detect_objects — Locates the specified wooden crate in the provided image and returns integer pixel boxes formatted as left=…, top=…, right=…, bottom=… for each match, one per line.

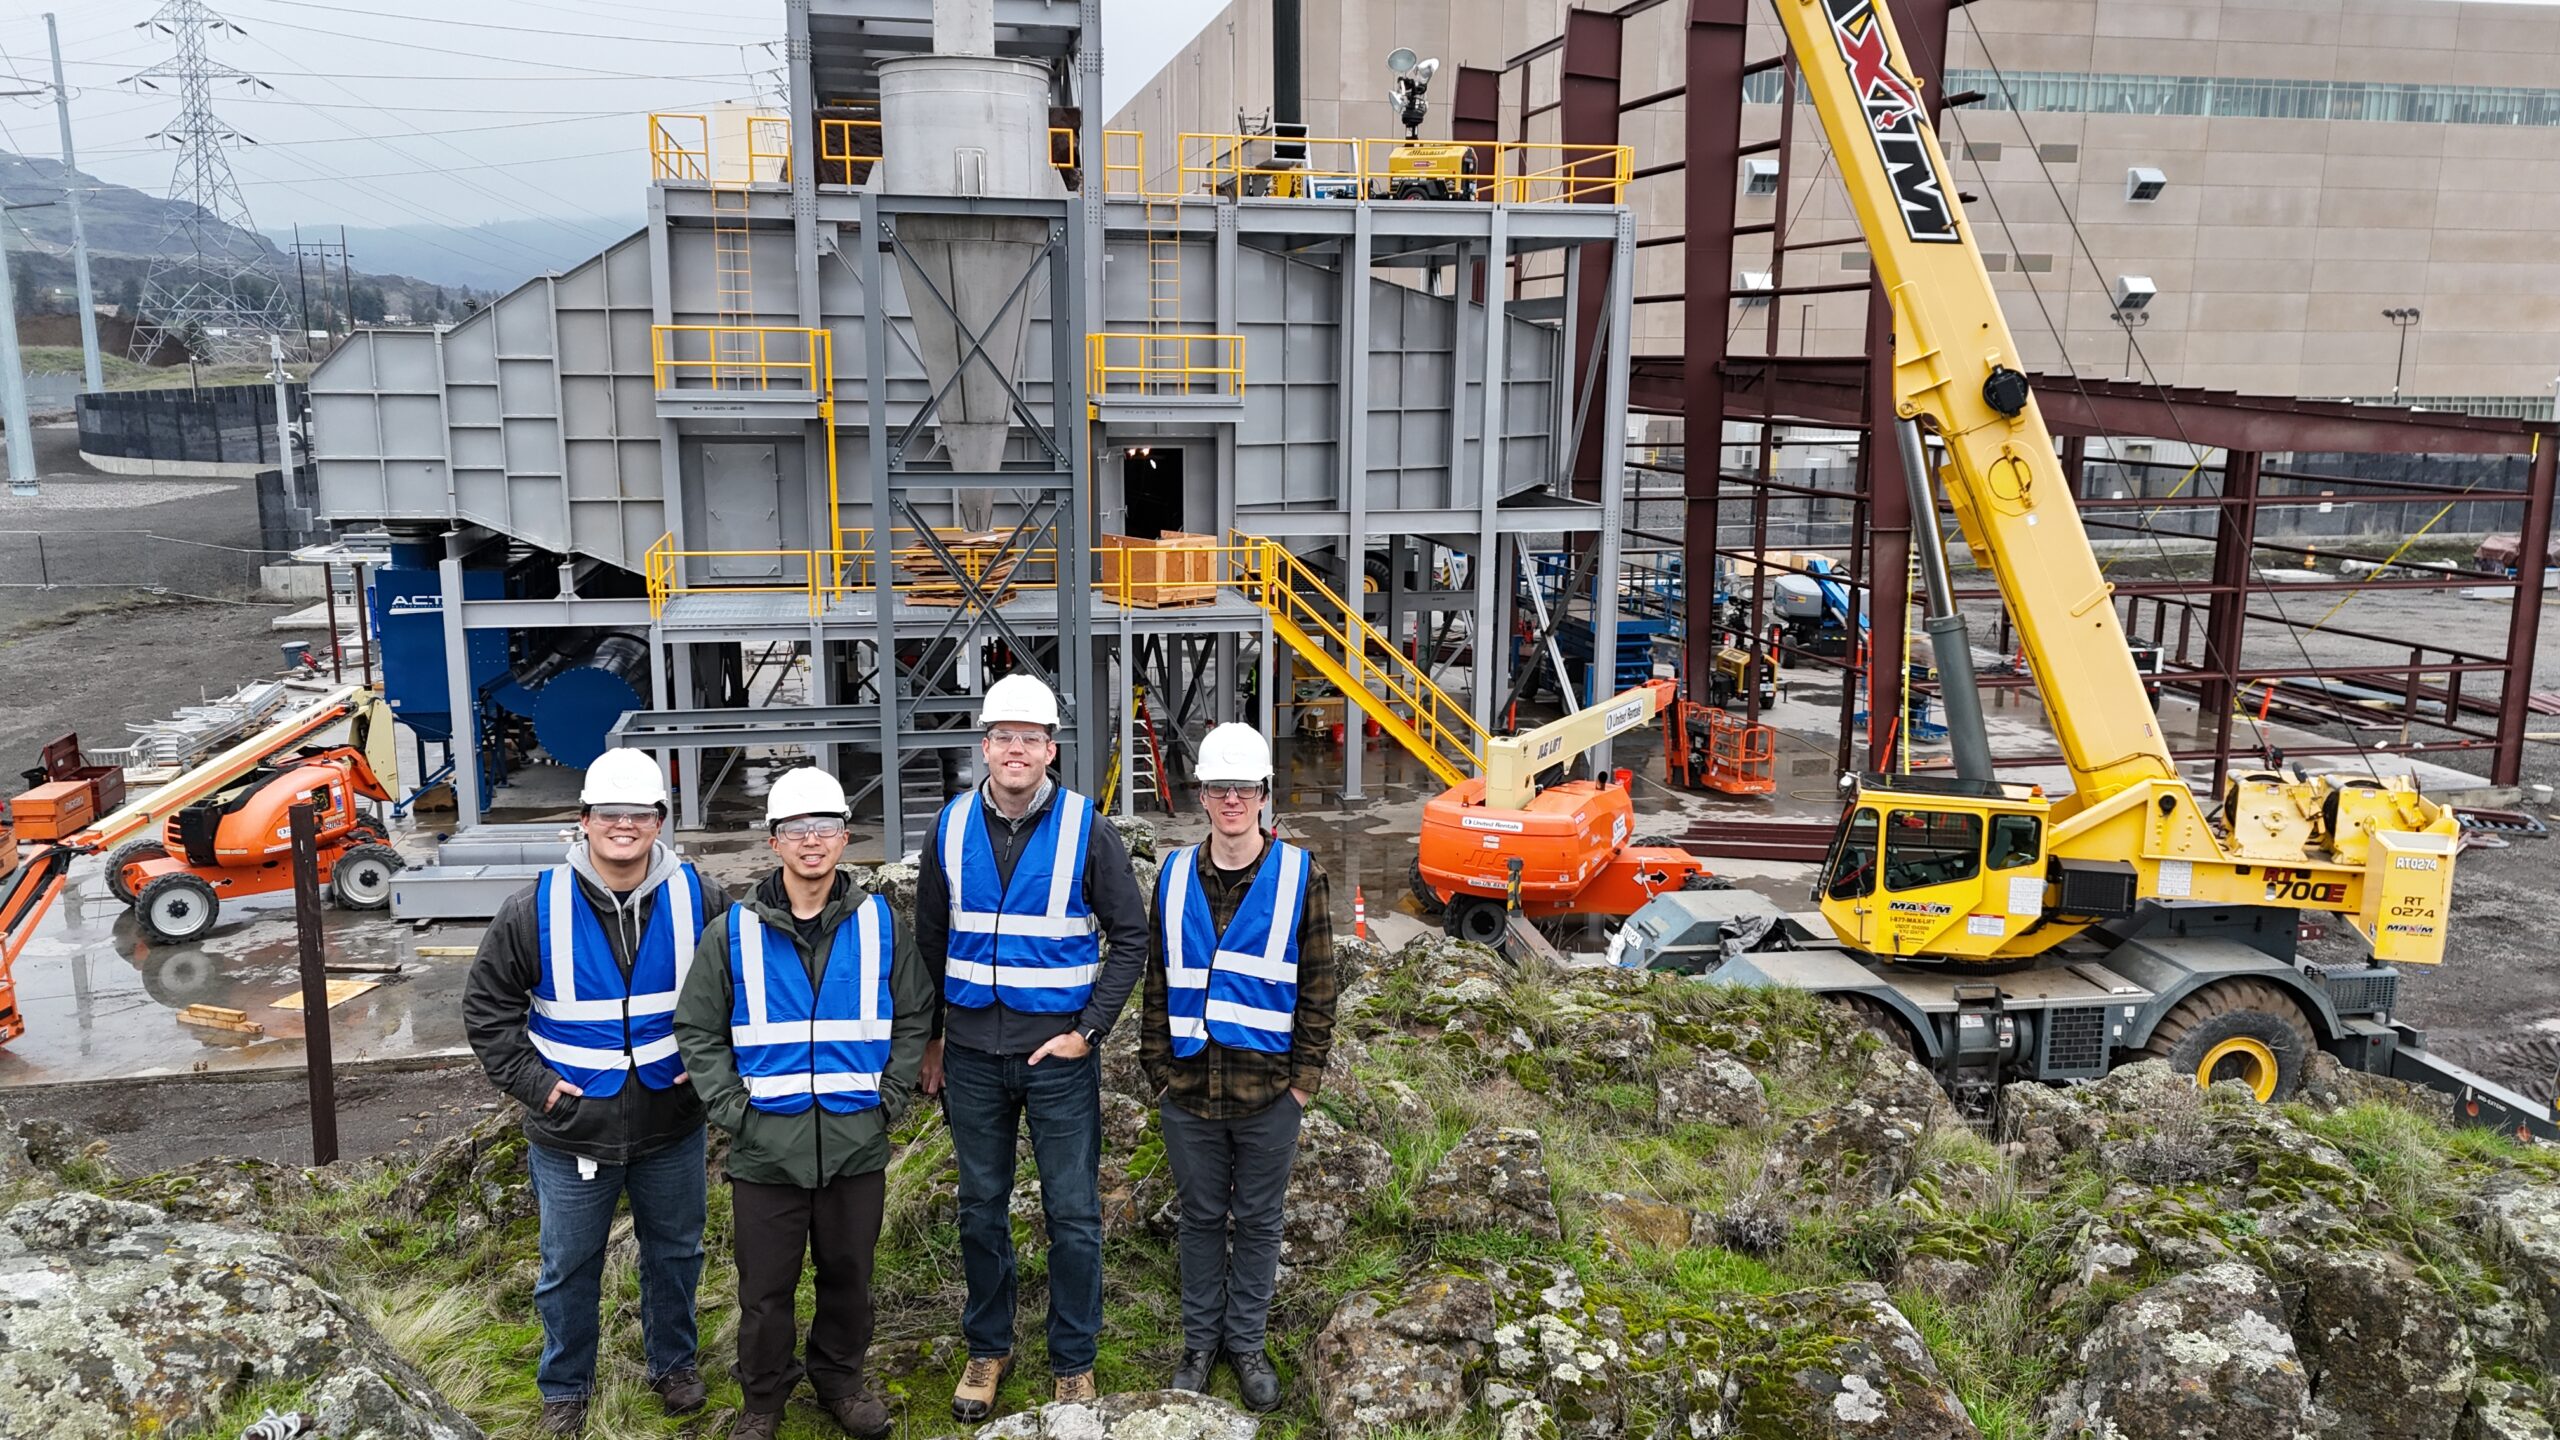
left=1099, top=531, right=1216, bottom=607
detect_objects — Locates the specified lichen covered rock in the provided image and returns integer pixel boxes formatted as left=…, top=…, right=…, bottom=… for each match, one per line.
left=1414, top=1124, right=1563, bottom=1240
left=311, top=1363, right=483, bottom=1440
left=1654, top=1053, right=1768, bottom=1130
left=1282, top=1111, right=1394, bottom=1263
left=388, top=1106, right=536, bottom=1251
left=2045, top=1261, right=2310, bottom=1440
left=0, top=1192, right=482, bottom=1440
left=1715, top=1281, right=1980, bottom=1439
left=976, top=1388, right=1257, bottom=1440
left=1586, top=1192, right=1701, bottom=1258
left=1308, top=1272, right=1496, bottom=1436
left=2297, top=1247, right=2472, bottom=1440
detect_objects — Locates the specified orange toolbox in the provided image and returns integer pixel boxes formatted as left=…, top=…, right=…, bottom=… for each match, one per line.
left=10, top=781, right=96, bottom=842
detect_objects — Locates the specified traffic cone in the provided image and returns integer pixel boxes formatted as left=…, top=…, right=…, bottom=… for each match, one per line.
left=1353, top=885, right=1370, bottom=941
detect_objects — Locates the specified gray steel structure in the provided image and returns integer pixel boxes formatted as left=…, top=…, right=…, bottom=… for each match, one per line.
left=308, top=0, right=1637, bottom=846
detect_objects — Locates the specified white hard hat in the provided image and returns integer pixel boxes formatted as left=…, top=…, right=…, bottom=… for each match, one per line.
left=1194, top=722, right=1274, bottom=785
left=767, top=766, right=849, bottom=828
left=581, top=748, right=669, bottom=808
left=980, top=673, right=1061, bottom=729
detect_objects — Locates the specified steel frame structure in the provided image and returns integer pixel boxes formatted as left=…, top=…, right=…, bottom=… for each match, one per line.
left=1519, top=0, right=2556, bottom=793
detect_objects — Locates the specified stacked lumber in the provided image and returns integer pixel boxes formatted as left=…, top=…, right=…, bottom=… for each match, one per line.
left=898, top=531, right=1023, bottom=608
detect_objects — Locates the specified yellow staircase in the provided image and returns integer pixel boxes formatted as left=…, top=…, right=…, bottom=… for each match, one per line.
left=1231, top=535, right=1487, bottom=788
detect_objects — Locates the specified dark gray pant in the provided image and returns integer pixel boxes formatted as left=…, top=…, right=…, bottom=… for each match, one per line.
left=1159, top=1095, right=1303, bottom=1352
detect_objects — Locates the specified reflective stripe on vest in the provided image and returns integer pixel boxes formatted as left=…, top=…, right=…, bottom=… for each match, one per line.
left=527, top=862, right=702, bottom=1096
left=1160, top=841, right=1306, bottom=1057
left=727, top=894, right=895, bottom=1115
left=939, top=790, right=1102, bottom=1015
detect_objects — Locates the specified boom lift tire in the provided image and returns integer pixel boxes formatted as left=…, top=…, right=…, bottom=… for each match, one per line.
left=138, top=872, right=222, bottom=945
left=1409, top=856, right=1445, bottom=915
left=105, top=838, right=169, bottom=906
left=329, top=844, right=404, bottom=911
left=1445, top=896, right=1508, bottom=946
left=2136, top=979, right=2314, bottom=1102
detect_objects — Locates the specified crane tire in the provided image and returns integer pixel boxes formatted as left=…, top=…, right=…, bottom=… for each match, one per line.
left=1829, top=992, right=1923, bottom=1057
left=330, top=843, right=405, bottom=911
left=1445, top=896, right=1508, bottom=947
left=2136, top=979, right=2314, bottom=1103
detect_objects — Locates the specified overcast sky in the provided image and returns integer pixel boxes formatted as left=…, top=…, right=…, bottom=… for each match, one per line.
left=0, top=0, right=1212, bottom=278
left=0, top=0, right=2549, bottom=284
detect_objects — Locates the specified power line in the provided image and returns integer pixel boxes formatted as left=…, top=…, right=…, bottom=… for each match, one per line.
left=229, top=0, right=749, bottom=46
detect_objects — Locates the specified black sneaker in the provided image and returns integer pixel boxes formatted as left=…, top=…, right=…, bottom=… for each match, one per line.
left=652, top=1366, right=708, bottom=1416
left=1228, top=1347, right=1281, bottom=1413
left=538, top=1398, right=589, bottom=1436
left=1170, top=1348, right=1215, bottom=1393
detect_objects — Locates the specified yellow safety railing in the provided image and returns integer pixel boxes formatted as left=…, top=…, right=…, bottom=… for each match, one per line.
left=1095, top=133, right=1635, bottom=204
left=815, top=117, right=1088, bottom=182
left=650, top=325, right=831, bottom=393
left=1101, top=129, right=1149, bottom=198
left=1086, top=332, right=1245, bottom=398
left=746, top=113, right=793, bottom=184
left=1173, top=132, right=1369, bottom=199
left=1227, top=534, right=1487, bottom=787
left=643, top=534, right=829, bottom=618
left=649, top=113, right=710, bottom=182
left=640, top=526, right=1490, bottom=787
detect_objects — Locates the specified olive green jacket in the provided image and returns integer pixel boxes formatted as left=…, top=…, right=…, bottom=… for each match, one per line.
left=674, top=870, right=933, bottom=1188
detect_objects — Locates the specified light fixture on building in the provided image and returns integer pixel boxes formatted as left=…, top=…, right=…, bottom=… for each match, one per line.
left=2383, top=307, right=2422, bottom=401
left=2125, top=166, right=2167, bottom=202
left=1737, top=270, right=1775, bottom=306
left=1742, top=158, right=1780, bottom=196
left=2112, top=276, right=2156, bottom=314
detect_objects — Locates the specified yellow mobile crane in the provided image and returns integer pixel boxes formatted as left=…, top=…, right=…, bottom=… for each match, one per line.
left=1619, top=0, right=2539, bottom=1132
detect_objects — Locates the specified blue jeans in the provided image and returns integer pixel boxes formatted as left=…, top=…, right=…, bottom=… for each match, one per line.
left=526, top=1128, right=707, bottom=1401
left=944, top=1043, right=1104, bottom=1376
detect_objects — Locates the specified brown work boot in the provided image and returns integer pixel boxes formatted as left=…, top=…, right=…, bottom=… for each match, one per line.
left=1053, top=1371, right=1099, bottom=1405
left=728, top=1407, right=783, bottom=1440
left=952, top=1353, right=1013, bottom=1423
left=827, top=1387, right=893, bottom=1440
left=538, top=1399, right=587, bottom=1436
left=652, top=1366, right=707, bottom=1416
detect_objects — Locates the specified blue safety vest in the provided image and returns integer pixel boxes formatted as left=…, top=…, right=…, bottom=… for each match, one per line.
left=937, top=790, right=1102, bottom=1015
left=1158, top=841, right=1308, bottom=1057
left=527, top=861, right=704, bottom=1096
left=725, top=895, right=895, bottom=1115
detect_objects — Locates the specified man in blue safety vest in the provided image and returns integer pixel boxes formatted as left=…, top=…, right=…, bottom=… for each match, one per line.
left=916, top=673, right=1151, bottom=1420
left=1140, top=722, right=1336, bottom=1412
left=463, top=747, right=724, bottom=1436
left=674, top=766, right=931, bottom=1440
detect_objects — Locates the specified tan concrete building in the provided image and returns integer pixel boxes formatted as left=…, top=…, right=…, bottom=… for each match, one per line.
left=1109, top=0, right=2560, bottom=412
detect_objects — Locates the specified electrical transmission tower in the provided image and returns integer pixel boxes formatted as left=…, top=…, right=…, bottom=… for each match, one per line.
left=125, top=0, right=295, bottom=366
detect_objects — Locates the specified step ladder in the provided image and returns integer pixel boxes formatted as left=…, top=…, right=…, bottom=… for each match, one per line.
left=895, top=754, right=944, bottom=860
left=1143, top=197, right=1183, bottom=393
left=712, top=177, right=756, bottom=382
left=1102, top=685, right=1173, bottom=814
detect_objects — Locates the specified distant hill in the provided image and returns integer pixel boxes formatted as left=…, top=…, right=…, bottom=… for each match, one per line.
left=0, top=151, right=627, bottom=333
left=272, top=219, right=638, bottom=293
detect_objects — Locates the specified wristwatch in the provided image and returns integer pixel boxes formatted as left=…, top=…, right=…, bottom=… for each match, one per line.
left=1078, top=1024, right=1104, bottom=1047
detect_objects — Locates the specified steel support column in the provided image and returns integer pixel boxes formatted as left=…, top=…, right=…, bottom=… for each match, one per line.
left=2493, top=438, right=2556, bottom=786
left=438, top=545, right=480, bottom=828
left=1589, top=211, right=1635, bottom=771
left=1683, top=0, right=1750, bottom=689
left=1559, top=7, right=1624, bottom=500
left=2203, top=450, right=2263, bottom=796
left=1472, top=208, right=1513, bottom=734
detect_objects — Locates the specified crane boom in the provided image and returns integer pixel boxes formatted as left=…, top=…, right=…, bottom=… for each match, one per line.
left=1769, top=0, right=2459, bottom=966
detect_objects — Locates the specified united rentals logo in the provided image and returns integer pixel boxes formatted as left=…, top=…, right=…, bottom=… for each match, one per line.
left=1819, top=0, right=1959, bottom=243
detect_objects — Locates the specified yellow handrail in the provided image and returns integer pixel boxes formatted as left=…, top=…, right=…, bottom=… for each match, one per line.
left=816, top=116, right=1087, bottom=180
left=643, top=533, right=825, bottom=618
left=1101, top=133, right=1634, bottom=203
left=648, top=113, right=710, bottom=182
left=651, top=325, right=831, bottom=393
left=1086, top=332, right=1245, bottom=398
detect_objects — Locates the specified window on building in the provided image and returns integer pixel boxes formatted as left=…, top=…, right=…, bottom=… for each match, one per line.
left=1743, top=66, right=2560, bottom=128
left=1842, top=250, right=1872, bottom=270
left=2038, top=143, right=2079, bottom=163
left=1963, top=141, right=2003, bottom=160
left=1982, top=253, right=2009, bottom=272
left=2015, top=254, right=2054, bottom=273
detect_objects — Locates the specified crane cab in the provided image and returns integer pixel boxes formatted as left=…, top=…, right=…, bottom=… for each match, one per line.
left=1815, top=773, right=2057, bottom=962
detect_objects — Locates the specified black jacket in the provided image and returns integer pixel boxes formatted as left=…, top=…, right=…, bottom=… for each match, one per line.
left=915, top=779, right=1150, bottom=1056
left=462, top=845, right=724, bottom=1163
left=673, top=869, right=934, bottom=1188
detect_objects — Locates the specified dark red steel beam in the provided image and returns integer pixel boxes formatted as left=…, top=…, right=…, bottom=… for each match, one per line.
left=2494, top=440, right=2556, bottom=785
left=1683, top=0, right=1750, bottom=691
left=1561, top=6, right=1625, bottom=502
